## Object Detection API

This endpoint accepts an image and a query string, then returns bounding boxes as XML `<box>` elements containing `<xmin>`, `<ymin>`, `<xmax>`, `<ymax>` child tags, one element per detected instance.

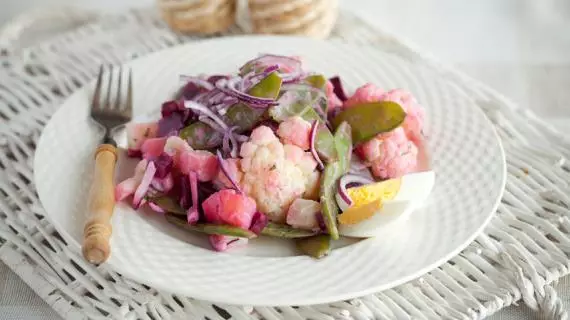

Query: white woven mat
<box><xmin>1</xmin><ymin>8</ymin><xmax>570</xmax><ymax>320</ymax></box>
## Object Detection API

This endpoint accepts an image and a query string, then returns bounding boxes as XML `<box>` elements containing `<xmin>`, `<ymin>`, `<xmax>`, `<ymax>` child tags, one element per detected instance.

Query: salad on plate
<box><xmin>115</xmin><ymin>54</ymin><xmax>435</xmax><ymax>258</ymax></box>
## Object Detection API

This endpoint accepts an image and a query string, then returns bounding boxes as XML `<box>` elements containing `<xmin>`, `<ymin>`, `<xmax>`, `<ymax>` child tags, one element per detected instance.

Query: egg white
<box><xmin>338</xmin><ymin>171</ymin><xmax>435</xmax><ymax>238</ymax></box>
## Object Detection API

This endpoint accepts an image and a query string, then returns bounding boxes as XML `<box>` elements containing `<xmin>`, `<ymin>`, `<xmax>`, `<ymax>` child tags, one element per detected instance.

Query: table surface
<box><xmin>1</xmin><ymin>0</ymin><xmax>569</xmax><ymax>319</ymax></box>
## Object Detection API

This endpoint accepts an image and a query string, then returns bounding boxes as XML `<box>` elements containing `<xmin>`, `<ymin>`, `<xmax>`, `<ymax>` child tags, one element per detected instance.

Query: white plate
<box><xmin>34</xmin><ymin>36</ymin><xmax>506</xmax><ymax>306</ymax></box>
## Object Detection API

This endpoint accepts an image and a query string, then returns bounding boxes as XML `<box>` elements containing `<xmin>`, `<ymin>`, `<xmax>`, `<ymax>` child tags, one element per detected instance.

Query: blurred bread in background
<box><xmin>248</xmin><ymin>0</ymin><xmax>338</xmax><ymax>38</ymax></box>
<box><xmin>158</xmin><ymin>0</ymin><xmax>236</xmax><ymax>34</ymax></box>
<box><xmin>157</xmin><ymin>0</ymin><xmax>337</xmax><ymax>38</ymax></box>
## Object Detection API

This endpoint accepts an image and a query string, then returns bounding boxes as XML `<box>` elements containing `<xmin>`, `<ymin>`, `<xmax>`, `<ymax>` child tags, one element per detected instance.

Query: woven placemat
<box><xmin>1</xmin><ymin>8</ymin><xmax>570</xmax><ymax>320</ymax></box>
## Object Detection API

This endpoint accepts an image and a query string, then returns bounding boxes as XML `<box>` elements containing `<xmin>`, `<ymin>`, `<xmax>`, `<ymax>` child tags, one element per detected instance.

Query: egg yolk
<box><xmin>338</xmin><ymin>178</ymin><xmax>402</xmax><ymax>225</ymax></box>
<box><xmin>347</xmin><ymin>178</ymin><xmax>401</xmax><ymax>208</ymax></box>
<box><xmin>338</xmin><ymin>198</ymin><xmax>384</xmax><ymax>225</ymax></box>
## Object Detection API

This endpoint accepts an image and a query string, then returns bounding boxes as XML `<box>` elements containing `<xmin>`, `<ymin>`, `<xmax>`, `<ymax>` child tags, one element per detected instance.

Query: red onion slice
<box><xmin>185</xmin><ymin>101</ymin><xmax>229</xmax><ymax>131</ymax></box>
<box><xmin>239</xmin><ymin>54</ymin><xmax>302</xmax><ymax>75</ymax></box>
<box><xmin>222</xmin><ymin>132</ymin><xmax>231</xmax><ymax>156</ymax></box>
<box><xmin>229</xmin><ymin>135</ymin><xmax>238</xmax><ymax>158</ymax></box>
<box><xmin>217</xmin><ymin>77</ymin><xmax>278</xmax><ymax>108</ymax></box>
<box><xmin>187</xmin><ymin>171</ymin><xmax>199</xmax><ymax>224</ymax></box>
<box><xmin>198</xmin><ymin>115</ymin><xmax>225</xmax><ymax>133</ymax></box>
<box><xmin>281</xmin><ymin>72</ymin><xmax>306</xmax><ymax>84</ymax></box>
<box><xmin>263</xmin><ymin>65</ymin><xmax>279</xmax><ymax>73</ymax></box>
<box><xmin>132</xmin><ymin>161</ymin><xmax>157</xmax><ymax>209</ymax></box>
<box><xmin>221</xmin><ymin>126</ymin><xmax>239</xmax><ymax>158</ymax></box>
<box><xmin>337</xmin><ymin>174</ymin><xmax>375</xmax><ymax>208</ymax></box>
<box><xmin>309</xmin><ymin>120</ymin><xmax>325</xmax><ymax>170</ymax></box>
<box><xmin>150</xmin><ymin>173</ymin><xmax>174</xmax><ymax>193</ymax></box>
<box><xmin>148</xmin><ymin>202</ymin><xmax>166</xmax><ymax>213</ymax></box>
<box><xmin>337</xmin><ymin>182</ymin><xmax>353</xmax><ymax>207</ymax></box>
<box><xmin>216</xmin><ymin>150</ymin><xmax>243</xmax><ymax>193</ymax></box>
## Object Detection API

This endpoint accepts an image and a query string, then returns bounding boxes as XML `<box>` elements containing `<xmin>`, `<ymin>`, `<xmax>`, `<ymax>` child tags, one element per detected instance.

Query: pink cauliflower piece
<box><xmin>344</xmin><ymin>84</ymin><xmax>425</xmax><ymax>142</ymax></box>
<box><xmin>286</xmin><ymin>198</ymin><xmax>321</xmax><ymax>230</ymax></box>
<box><xmin>179</xmin><ymin>149</ymin><xmax>219</xmax><ymax>182</ymax></box>
<box><xmin>213</xmin><ymin>158</ymin><xmax>243</xmax><ymax>190</ymax></box>
<box><xmin>379</xmin><ymin>89</ymin><xmax>425</xmax><ymax>143</ymax></box>
<box><xmin>240</xmin><ymin>126</ymin><xmax>317</xmax><ymax>222</ymax></box>
<box><xmin>276</xmin><ymin>116</ymin><xmax>312</xmax><ymax>151</ymax></box>
<box><xmin>344</xmin><ymin>83</ymin><xmax>385</xmax><ymax>107</ymax></box>
<box><xmin>357</xmin><ymin>127</ymin><xmax>418</xmax><ymax>179</ymax></box>
<box><xmin>240</xmin><ymin>126</ymin><xmax>285</xmax><ymax>173</ymax></box>
<box><xmin>284</xmin><ymin>144</ymin><xmax>320</xmax><ymax>199</ymax></box>
<box><xmin>202</xmin><ymin>189</ymin><xmax>257</xmax><ymax>229</ymax></box>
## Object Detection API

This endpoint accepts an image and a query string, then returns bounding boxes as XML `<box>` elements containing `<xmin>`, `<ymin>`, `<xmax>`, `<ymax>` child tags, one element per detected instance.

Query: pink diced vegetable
<box><xmin>179</xmin><ymin>150</ymin><xmax>219</xmax><ymax>182</ymax></box>
<box><xmin>286</xmin><ymin>198</ymin><xmax>321</xmax><ymax>231</ymax></box>
<box><xmin>140</xmin><ymin>137</ymin><xmax>167</xmax><ymax>160</ymax></box>
<box><xmin>202</xmin><ymin>189</ymin><xmax>257</xmax><ymax>229</ymax></box>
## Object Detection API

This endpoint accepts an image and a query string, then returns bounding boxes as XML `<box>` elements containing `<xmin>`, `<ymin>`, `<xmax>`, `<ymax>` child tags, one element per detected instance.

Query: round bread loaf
<box><xmin>248</xmin><ymin>0</ymin><xmax>338</xmax><ymax>39</ymax></box>
<box><xmin>158</xmin><ymin>0</ymin><xmax>236</xmax><ymax>34</ymax></box>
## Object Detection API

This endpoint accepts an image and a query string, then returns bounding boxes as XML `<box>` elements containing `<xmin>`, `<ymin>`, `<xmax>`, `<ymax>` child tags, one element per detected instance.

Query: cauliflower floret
<box><xmin>239</xmin><ymin>126</ymin><xmax>321</xmax><ymax>222</ymax></box>
<box><xmin>243</xmin><ymin>161</ymin><xmax>305</xmax><ymax>222</ymax></box>
<box><xmin>356</xmin><ymin>127</ymin><xmax>418</xmax><ymax>179</ymax></box>
<box><xmin>240</xmin><ymin>126</ymin><xmax>284</xmax><ymax>173</ymax></box>
<box><xmin>277</xmin><ymin>116</ymin><xmax>312</xmax><ymax>150</ymax></box>
<box><xmin>343</xmin><ymin>83</ymin><xmax>385</xmax><ymax>107</ymax></box>
<box><xmin>284</xmin><ymin>144</ymin><xmax>320</xmax><ymax>199</ymax></box>
<box><xmin>378</xmin><ymin>89</ymin><xmax>425</xmax><ymax>143</ymax></box>
<box><xmin>304</xmin><ymin>170</ymin><xmax>320</xmax><ymax>200</ymax></box>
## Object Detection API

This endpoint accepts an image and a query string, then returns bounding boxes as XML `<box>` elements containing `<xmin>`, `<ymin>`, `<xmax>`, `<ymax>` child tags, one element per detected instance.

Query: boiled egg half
<box><xmin>335</xmin><ymin>171</ymin><xmax>435</xmax><ymax>237</ymax></box>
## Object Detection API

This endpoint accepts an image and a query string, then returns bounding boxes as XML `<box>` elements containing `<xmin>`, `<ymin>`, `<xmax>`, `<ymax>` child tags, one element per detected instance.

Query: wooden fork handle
<box><xmin>82</xmin><ymin>144</ymin><xmax>117</xmax><ymax>264</ymax></box>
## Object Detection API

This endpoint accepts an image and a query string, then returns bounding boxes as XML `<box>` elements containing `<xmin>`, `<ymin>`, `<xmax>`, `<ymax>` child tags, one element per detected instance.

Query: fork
<box><xmin>82</xmin><ymin>65</ymin><xmax>132</xmax><ymax>264</ymax></box>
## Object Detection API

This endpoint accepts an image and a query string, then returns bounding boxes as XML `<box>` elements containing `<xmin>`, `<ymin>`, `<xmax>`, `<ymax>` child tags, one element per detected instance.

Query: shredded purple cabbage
<box><xmin>157</xmin><ymin>112</ymin><xmax>184</xmax><ymax>137</ymax></box>
<box><xmin>153</xmin><ymin>153</ymin><xmax>173</xmax><ymax>179</ymax></box>
<box><xmin>127</xmin><ymin>148</ymin><xmax>142</xmax><ymax>158</ymax></box>
<box><xmin>179</xmin><ymin>81</ymin><xmax>209</xmax><ymax>100</ymax></box>
<box><xmin>198</xmin><ymin>182</ymin><xmax>218</xmax><ymax>202</ymax></box>
<box><xmin>179</xmin><ymin>174</ymin><xmax>191</xmax><ymax>209</ymax></box>
<box><xmin>161</xmin><ymin>100</ymin><xmax>193</xmax><ymax>124</ymax></box>
<box><xmin>249</xmin><ymin>211</ymin><xmax>269</xmax><ymax>235</ymax></box>
<box><xmin>207</xmin><ymin>75</ymin><xmax>229</xmax><ymax>86</ymax></box>
<box><xmin>315</xmin><ymin>212</ymin><xmax>327</xmax><ymax>232</ymax></box>
<box><xmin>329</xmin><ymin>76</ymin><xmax>348</xmax><ymax>102</ymax></box>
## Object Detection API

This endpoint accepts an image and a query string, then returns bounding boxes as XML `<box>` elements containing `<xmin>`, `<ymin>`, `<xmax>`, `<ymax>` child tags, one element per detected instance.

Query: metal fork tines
<box><xmin>91</xmin><ymin>65</ymin><xmax>133</xmax><ymax>145</ymax></box>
